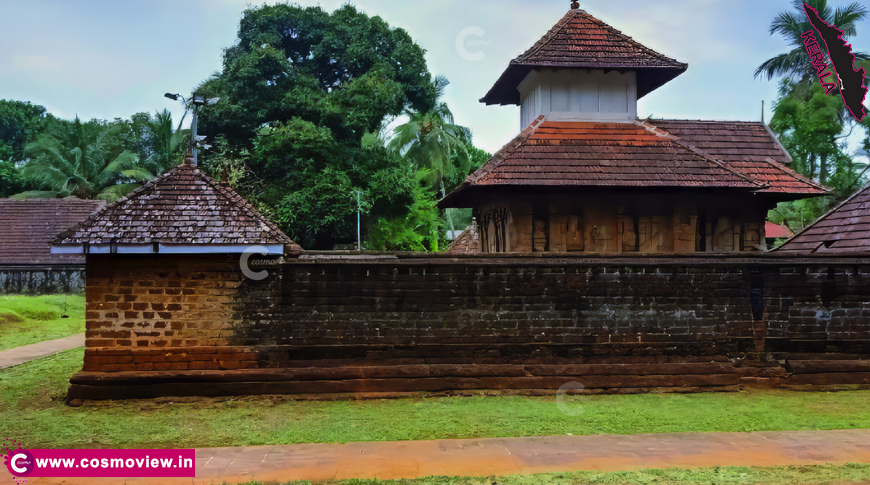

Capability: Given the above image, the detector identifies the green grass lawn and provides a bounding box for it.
[4,348,870,450]
[0,294,85,351]
[231,463,870,484]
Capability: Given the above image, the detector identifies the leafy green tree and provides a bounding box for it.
[755,0,869,84]
[365,171,444,251]
[0,160,24,197]
[0,99,58,163]
[194,3,441,249]
[770,79,850,185]
[12,117,152,201]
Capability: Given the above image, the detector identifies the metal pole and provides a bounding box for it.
[356,190,361,251]
[191,105,198,166]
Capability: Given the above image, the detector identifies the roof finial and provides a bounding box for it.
[571,0,580,9]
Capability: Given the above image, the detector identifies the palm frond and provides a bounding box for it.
[120,168,155,182]
[96,183,141,203]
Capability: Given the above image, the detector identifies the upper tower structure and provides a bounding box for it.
[480,6,688,127]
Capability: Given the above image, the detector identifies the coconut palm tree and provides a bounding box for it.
[387,101,471,235]
[11,117,153,202]
[141,109,187,175]
[755,0,869,83]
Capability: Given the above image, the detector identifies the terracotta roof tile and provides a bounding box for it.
[53,159,301,250]
[447,223,481,254]
[439,117,829,208]
[0,197,104,265]
[481,9,688,105]
[648,119,828,196]
[765,221,794,239]
[776,183,870,254]
[440,118,765,208]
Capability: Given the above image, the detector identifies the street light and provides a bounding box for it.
[164,93,220,166]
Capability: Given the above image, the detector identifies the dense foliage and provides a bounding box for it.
[5,109,186,202]
[194,3,485,250]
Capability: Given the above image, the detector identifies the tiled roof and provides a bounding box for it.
[776,183,870,254]
[0,197,104,265]
[447,223,481,254]
[440,118,766,208]
[481,9,688,105]
[648,120,828,196]
[53,158,300,249]
[439,117,829,208]
[765,221,794,239]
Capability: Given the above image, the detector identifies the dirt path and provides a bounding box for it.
[0,333,84,369]
[12,428,870,484]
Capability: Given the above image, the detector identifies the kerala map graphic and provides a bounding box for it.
[803,3,868,121]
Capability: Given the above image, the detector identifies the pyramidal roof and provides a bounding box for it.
[776,183,870,254]
[438,117,828,209]
[52,156,301,254]
[481,8,688,105]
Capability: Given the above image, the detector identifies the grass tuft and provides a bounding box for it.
[0,294,84,351]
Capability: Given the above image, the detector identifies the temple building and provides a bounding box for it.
[439,6,827,254]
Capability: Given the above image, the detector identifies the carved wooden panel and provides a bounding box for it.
[533,216,548,252]
[480,207,508,253]
[509,211,533,253]
[549,215,567,252]
[743,222,762,251]
[618,215,637,252]
[566,215,584,251]
[588,224,613,252]
[713,216,735,252]
[674,215,697,253]
[638,216,669,252]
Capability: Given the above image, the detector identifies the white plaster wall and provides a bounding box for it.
[519,69,637,129]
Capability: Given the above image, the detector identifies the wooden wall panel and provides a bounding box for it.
[674,215,697,253]
[567,215,585,251]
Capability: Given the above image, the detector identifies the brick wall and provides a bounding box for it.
[81,254,870,373]
[83,255,279,371]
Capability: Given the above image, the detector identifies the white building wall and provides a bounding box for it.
[519,69,637,129]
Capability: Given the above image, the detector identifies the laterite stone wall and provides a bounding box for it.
[81,254,870,373]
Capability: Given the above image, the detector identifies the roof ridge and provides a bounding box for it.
[648,118,769,124]
[774,181,869,252]
[513,9,686,68]
[466,115,548,185]
[54,163,192,242]
[513,10,576,63]
[202,172,288,237]
[762,157,830,193]
[439,116,547,207]
[636,120,767,189]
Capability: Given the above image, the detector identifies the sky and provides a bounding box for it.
[0,0,867,155]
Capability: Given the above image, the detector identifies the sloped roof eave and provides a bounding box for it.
[50,158,301,250]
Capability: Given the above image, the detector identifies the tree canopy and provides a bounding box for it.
[194,3,467,249]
